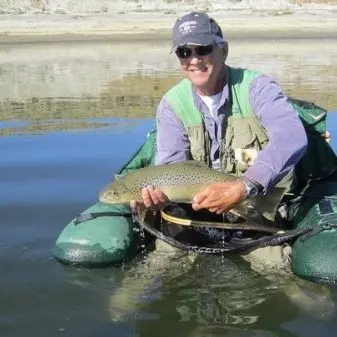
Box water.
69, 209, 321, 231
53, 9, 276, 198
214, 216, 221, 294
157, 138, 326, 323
1, 38, 337, 337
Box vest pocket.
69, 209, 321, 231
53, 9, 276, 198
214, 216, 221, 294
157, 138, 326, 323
186, 127, 207, 163
224, 118, 268, 173
231, 122, 257, 149
232, 118, 268, 150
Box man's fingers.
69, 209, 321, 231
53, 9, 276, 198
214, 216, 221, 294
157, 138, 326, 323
192, 197, 214, 211
193, 190, 208, 204
141, 187, 154, 208
323, 131, 331, 143
208, 205, 229, 213
154, 189, 168, 204
215, 207, 229, 214
192, 202, 201, 211
193, 196, 222, 210
141, 186, 168, 209
146, 186, 162, 206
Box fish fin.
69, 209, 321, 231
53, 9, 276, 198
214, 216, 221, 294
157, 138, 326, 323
249, 187, 287, 221
231, 206, 275, 228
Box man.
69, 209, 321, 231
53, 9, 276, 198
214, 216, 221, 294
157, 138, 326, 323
131, 11, 308, 217
114, 14, 337, 316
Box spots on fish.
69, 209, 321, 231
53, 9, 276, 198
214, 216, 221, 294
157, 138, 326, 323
99, 161, 236, 204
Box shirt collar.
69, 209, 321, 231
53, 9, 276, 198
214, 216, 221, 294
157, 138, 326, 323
191, 67, 230, 112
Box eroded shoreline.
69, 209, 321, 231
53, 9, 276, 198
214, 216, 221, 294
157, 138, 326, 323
1, 9, 337, 44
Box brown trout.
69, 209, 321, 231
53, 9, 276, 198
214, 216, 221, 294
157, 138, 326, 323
99, 161, 285, 221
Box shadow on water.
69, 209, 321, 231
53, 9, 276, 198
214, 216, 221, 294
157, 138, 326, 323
1, 38, 337, 337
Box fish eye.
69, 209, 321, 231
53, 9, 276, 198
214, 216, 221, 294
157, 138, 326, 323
109, 190, 118, 196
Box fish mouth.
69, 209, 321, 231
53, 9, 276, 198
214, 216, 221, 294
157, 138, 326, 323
98, 185, 115, 204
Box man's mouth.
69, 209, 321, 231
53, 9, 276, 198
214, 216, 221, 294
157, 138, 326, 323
190, 67, 207, 72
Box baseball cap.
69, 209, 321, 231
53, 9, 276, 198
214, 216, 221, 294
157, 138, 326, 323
171, 12, 225, 53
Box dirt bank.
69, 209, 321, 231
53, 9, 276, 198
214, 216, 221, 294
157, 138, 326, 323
0, 0, 337, 43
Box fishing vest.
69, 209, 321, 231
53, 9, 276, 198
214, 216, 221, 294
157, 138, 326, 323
165, 66, 337, 191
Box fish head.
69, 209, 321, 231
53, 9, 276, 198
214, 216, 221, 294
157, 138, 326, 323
98, 179, 136, 204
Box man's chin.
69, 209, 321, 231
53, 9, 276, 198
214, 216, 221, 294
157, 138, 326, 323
188, 71, 209, 82
194, 83, 211, 92
190, 78, 209, 88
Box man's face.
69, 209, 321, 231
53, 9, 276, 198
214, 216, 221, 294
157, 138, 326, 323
176, 43, 226, 90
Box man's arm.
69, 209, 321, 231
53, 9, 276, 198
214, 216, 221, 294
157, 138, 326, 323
243, 75, 308, 192
192, 75, 307, 213
155, 97, 190, 165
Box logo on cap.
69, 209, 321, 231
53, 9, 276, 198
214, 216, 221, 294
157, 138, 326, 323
178, 20, 198, 35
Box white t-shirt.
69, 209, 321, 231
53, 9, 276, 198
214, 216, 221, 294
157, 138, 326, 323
198, 92, 222, 119
198, 92, 222, 169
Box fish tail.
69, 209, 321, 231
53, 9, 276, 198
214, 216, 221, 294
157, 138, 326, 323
249, 187, 287, 221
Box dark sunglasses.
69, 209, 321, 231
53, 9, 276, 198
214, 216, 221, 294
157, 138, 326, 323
175, 44, 214, 59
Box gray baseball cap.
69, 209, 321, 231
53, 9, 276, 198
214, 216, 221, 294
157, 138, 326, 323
171, 12, 225, 53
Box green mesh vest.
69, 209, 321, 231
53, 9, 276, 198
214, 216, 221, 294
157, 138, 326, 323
165, 67, 269, 175
164, 66, 337, 191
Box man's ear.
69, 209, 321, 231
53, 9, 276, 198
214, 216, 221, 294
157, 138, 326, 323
222, 42, 229, 61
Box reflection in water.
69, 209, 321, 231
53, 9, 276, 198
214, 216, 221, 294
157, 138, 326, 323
112, 253, 336, 337
106, 242, 336, 329
0, 39, 336, 134
0, 118, 114, 136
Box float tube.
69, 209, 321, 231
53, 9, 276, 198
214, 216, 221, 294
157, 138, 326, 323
290, 179, 337, 283
54, 131, 156, 267
54, 118, 337, 284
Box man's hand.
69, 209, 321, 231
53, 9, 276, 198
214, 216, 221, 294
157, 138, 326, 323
192, 181, 246, 214
323, 131, 331, 143
130, 186, 169, 212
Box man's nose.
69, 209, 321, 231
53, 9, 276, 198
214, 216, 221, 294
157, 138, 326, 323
189, 55, 202, 64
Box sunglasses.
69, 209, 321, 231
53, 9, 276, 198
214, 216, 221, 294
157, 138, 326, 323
175, 44, 214, 59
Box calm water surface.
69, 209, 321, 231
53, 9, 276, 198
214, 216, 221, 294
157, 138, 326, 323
1, 38, 337, 337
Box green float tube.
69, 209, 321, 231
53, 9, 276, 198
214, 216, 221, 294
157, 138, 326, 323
290, 179, 337, 283
54, 131, 156, 267
54, 125, 337, 284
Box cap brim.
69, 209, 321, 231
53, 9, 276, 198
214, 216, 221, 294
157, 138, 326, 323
170, 34, 214, 54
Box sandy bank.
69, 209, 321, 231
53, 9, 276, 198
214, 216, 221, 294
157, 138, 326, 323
0, 7, 337, 44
